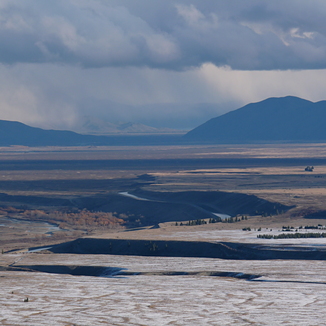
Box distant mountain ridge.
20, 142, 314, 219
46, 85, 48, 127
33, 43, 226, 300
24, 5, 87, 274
0, 119, 183, 147
70, 116, 178, 135
0, 120, 98, 146
184, 96, 326, 143
2, 96, 326, 146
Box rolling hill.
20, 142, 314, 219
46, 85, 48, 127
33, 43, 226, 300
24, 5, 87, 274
0, 120, 182, 146
0, 120, 106, 146
184, 96, 326, 143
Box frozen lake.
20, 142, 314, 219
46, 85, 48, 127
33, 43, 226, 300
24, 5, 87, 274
1, 253, 326, 325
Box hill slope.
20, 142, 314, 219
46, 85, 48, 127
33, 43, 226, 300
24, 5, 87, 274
0, 120, 94, 146
184, 96, 326, 143
0, 120, 182, 146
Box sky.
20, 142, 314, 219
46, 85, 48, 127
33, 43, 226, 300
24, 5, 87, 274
1, 0, 326, 130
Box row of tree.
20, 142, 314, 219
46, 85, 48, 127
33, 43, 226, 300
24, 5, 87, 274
258, 232, 326, 239
175, 215, 248, 226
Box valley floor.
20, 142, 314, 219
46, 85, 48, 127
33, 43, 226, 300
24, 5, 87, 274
1, 252, 326, 325
1, 143, 326, 324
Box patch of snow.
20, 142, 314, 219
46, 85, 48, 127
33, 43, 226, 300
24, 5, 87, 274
28, 247, 52, 253
118, 192, 150, 201
212, 213, 231, 220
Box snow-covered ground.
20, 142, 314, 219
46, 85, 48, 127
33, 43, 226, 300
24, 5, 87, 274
1, 253, 326, 325
212, 212, 231, 220
116, 226, 326, 249
119, 191, 150, 201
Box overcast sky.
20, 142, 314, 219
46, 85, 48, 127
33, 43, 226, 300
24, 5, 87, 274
1, 0, 326, 130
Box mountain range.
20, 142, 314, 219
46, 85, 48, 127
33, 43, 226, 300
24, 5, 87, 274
0, 120, 98, 146
0, 120, 182, 147
70, 116, 179, 135
184, 96, 326, 143
2, 96, 326, 146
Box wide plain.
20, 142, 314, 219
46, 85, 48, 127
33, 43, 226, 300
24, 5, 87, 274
1, 143, 326, 325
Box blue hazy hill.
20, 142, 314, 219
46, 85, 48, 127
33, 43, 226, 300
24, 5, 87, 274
0, 120, 182, 146
185, 96, 326, 143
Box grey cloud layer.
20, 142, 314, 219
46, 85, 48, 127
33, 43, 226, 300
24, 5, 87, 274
1, 0, 326, 70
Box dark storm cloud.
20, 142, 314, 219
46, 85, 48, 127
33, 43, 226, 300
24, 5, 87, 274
1, 0, 326, 70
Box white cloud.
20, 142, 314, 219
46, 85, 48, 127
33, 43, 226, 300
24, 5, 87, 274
176, 4, 207, 26
0, 1, 181, 67
199, 64, 326, 105
1, 1, 326, 69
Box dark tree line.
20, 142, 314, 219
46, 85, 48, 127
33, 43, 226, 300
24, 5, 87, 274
258, 232, 326, 239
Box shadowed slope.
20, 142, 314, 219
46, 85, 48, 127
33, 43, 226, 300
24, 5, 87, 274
33, 238, 326, 260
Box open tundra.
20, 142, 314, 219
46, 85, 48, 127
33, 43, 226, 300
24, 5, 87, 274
1, 248, 326, 325
1, 144, 326, 325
